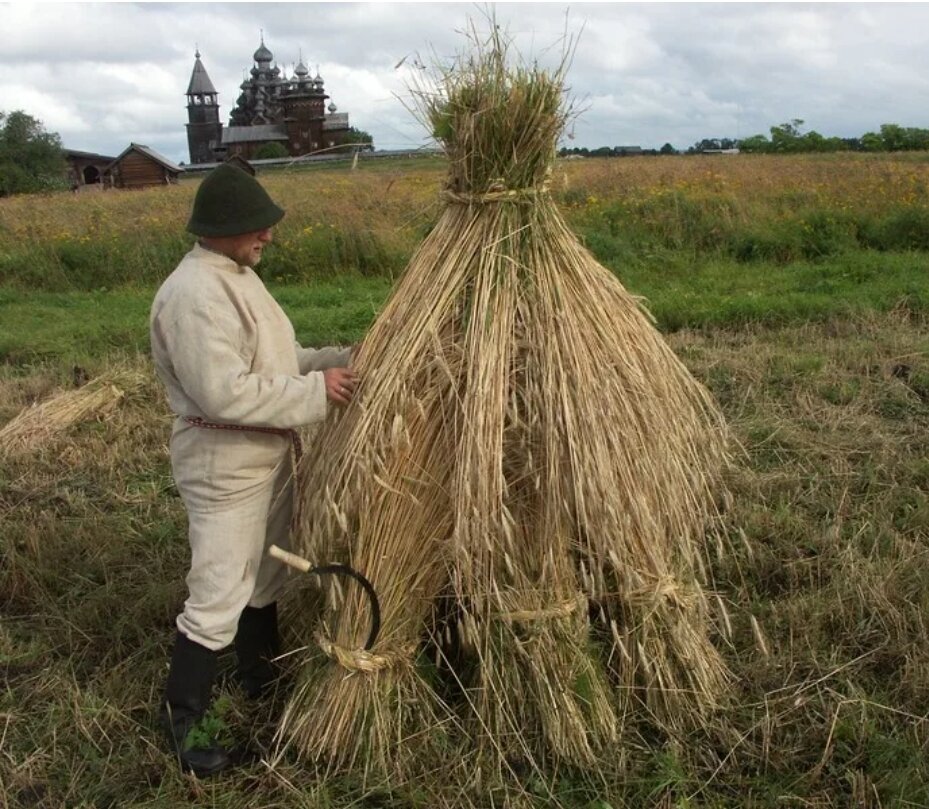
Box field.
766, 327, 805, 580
1, 152, 929, 808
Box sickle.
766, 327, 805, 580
268, 545, 381, 651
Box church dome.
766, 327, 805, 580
294, 60, 309, 78
254, 39, 273, 63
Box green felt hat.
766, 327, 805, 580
187, 163, 285, 237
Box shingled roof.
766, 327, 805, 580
105, 143, 184, 175
221, 124, 287, 144
186, 50, 217, 95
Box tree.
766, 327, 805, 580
0, 110, 66, 196
254, 142, 288, 160
878, 123, 929, 152
738, 134, 770, 153
688, 120, 928, 155
769, 119, 805, 153
802, 130, 827, 152
659, 142, 677, 155
343, 127, 374, 152
879, 123, 907, 151
905, 127, 929, 151
860, 132, 883, 152
691, 137, 722, 153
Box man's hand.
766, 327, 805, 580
323, 367, 358, 406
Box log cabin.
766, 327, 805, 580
104, 143, 184, 189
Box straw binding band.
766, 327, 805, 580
441, 178, 551, 205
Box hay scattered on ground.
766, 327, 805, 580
0, 369, 148, 458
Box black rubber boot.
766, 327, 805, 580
234, 603, 280, 699
160, 631, 232, 777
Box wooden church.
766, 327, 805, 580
186, 37, 352, 165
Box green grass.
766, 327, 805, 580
0, 288, 153, 363
613, 250, 929, 330
1, 249, 926, 365
0, 277, 392, 366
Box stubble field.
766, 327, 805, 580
1, 153, 929, 808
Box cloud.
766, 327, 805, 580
0, 80, 91, 133
1, 2, 928, 160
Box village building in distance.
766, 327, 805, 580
106, 144, 183, 188
63, 144, 182, 191
186, 36, 353, 165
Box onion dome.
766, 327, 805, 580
295, 60, 309, 78
254, 34, 273, 63
328, 102, 337, 114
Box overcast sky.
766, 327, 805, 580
3, 1, 929, 163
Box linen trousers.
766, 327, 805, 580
169, 420, 295, 651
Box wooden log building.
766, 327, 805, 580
63, 149, 118, 191
104, 143, 184, 189
186, 39, 352, 165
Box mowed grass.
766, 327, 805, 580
3, 311, 929, 808
2, 153, 929, 807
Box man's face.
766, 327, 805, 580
207, 228, 273, 267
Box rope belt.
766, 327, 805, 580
182, 416, 303, 464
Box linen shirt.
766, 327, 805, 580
150, 243, 350, 429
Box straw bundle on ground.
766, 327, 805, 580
277, 28, 730, 793
0, 369, 148, 458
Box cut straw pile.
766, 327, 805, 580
0, 370, 148, 459
277, 27, 731, 795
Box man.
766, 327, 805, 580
150, 163, 358, 776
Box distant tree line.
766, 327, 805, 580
560, 120, 929, 158
732, 119, 929, 154
559, 145, 662, 158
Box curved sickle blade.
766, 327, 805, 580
307, 563, 381, 651
268, 545, 381, 650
